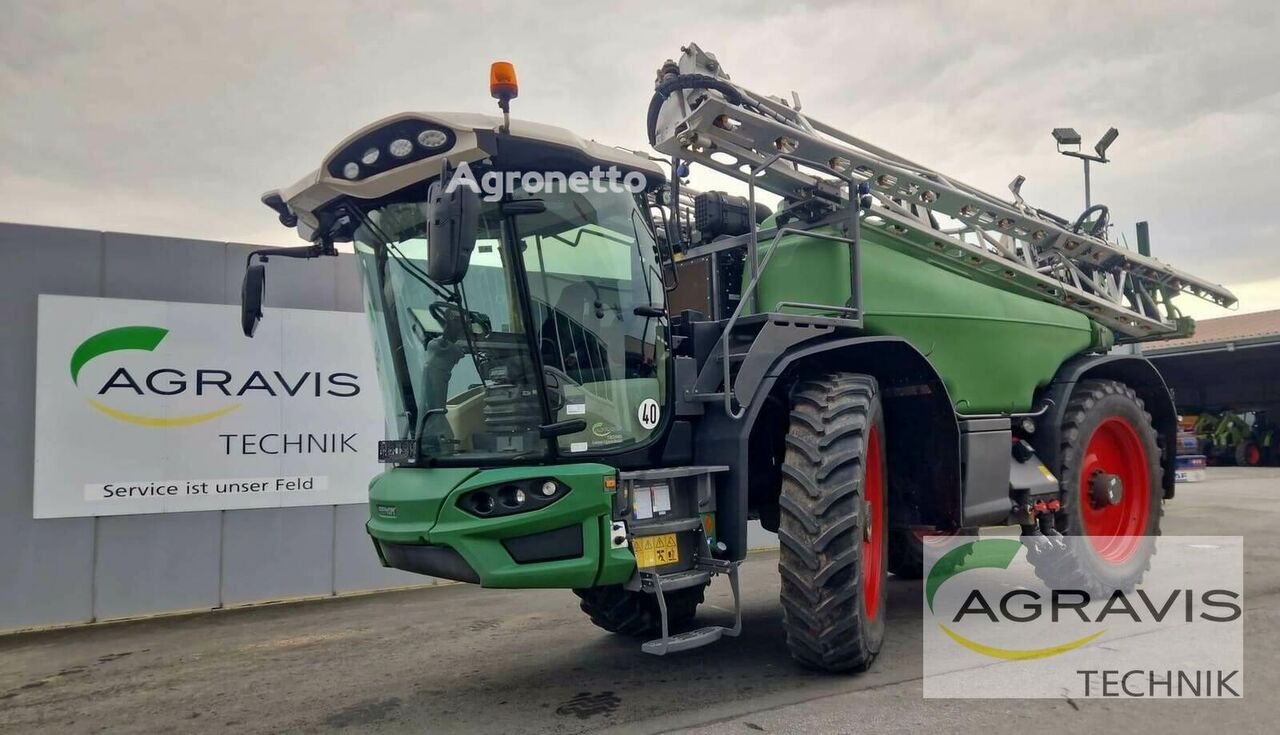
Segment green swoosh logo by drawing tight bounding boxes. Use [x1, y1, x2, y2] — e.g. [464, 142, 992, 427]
[925, 538, 1105, 660]
[69, 325, 241, 427]
[70, 326, 168, 385]
[925, 538, 1022, 612]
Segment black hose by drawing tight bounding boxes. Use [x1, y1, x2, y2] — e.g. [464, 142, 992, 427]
[646, 74, 744, 145]
[1072, 204, 1110, 237]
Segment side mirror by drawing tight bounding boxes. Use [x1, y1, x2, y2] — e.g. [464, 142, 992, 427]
[426, 163, 480, 285]
[241, 263, 266, 337]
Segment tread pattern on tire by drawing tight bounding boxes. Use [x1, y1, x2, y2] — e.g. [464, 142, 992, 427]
[573, 584, 704, 637]
[1028, 378, 1163, 594]
[888, 528, 976, 580]
[778, 373, 883, 672]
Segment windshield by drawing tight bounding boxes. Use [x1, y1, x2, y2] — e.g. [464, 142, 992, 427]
[353, 185, 668, 463]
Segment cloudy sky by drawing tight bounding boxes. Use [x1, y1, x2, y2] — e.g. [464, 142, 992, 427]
[3, 1, 1278, 318]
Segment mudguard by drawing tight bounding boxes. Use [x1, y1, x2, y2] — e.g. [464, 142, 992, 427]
[692, 335, 961, 559]
[1036, 354, 1179, 499]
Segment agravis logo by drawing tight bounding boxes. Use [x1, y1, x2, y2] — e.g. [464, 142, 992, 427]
[923, 536, 1244, 699]
[70, 326, 241, 427]
[69, 325, 362, 428]
[926, 539, 1103, 660]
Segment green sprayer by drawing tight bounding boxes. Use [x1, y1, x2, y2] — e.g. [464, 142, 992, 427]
[240, 45, 1235, 671]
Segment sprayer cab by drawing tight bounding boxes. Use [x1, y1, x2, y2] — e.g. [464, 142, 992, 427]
[249, 98, 677, 462]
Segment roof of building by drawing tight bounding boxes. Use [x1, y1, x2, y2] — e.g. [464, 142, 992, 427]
[1147, 308, 1280, 354]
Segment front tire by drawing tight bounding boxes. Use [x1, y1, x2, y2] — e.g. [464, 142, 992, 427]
[573, 584, 704, 637]
[778, 373, 887, 672]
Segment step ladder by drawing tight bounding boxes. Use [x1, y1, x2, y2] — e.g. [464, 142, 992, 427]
[640, 557, 742, 656]
[618, 465, 743, 655]
[650, 43, 1236, 342]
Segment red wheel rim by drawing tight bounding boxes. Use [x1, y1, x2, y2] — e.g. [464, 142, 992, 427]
[1079, 416, 1150, 563]
[862, 425, 885, 620]
[1247, 445, 1261, 466]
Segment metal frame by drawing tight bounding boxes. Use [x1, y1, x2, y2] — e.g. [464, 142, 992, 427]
[679, 150, 864, 418]
[651, 43, 1236, 341]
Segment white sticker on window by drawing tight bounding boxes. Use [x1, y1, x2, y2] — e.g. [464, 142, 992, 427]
[651, 485, 672, 514]
[566, 402, 586, 415]
[637, 398, 660, 430]
[632, 486, 654, 520]
[570, 441, 589, 453]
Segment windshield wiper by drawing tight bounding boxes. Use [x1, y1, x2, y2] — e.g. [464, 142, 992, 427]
[347, 204, 456, 303]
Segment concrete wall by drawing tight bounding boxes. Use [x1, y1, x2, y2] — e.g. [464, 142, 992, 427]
[0, 222, 429, 632]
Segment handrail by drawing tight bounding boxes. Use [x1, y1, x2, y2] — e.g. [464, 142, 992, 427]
[718, 228, 856, 418]
[717, 151, 863, 419]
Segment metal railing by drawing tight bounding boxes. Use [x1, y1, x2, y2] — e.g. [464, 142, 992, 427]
[713, 151, 862, 419]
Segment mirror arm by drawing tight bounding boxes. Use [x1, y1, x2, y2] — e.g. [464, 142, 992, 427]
[244, 239, 333, 269]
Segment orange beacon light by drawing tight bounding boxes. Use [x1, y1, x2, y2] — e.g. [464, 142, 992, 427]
[490, 61, 518, 100]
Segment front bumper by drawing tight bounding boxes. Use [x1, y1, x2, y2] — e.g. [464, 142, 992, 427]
[366, 463, 636, 589]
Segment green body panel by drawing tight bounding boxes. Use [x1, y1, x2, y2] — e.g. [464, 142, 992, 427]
[366, 467, 477, 543]
[367, 463, 635, 588]
[752, 227, 1104, 413]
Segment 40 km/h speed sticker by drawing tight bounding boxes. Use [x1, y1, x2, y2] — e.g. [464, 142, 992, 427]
[637, 398, 660, 430]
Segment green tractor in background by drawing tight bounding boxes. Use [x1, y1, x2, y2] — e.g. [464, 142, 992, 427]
[240, 47, 1235, 671]
[1195, 411, 1275, 466]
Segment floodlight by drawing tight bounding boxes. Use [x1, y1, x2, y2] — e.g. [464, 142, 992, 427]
[1052, 127, 1081, 146]
[1053, 125, 1117, 209]
[1094, 127, 1119, 159]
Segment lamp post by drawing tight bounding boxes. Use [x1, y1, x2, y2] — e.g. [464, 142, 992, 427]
[1052, 127, 1118, 209]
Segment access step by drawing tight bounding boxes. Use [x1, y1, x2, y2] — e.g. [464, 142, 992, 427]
[640, 561, 742, 656]
[642, 626, 727, 655]
[638, 568, 710, 592]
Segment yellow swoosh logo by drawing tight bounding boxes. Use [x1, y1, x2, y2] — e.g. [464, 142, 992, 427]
[938, 624, 1105, 660]
[87, 398, 241, 427]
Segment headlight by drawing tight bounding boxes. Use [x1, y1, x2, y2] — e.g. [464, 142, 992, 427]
[459, 479, 567, 518]
[325, 121, 456, 181]
[389, 138, 413, 158]
[417, 129, 448, 148]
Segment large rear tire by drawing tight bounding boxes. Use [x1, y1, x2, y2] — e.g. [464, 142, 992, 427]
[1029, 379, 1163, 594]
[1235, 441, 1262, 467]
[573, 584, 704, 637]
[778, 373, 887, 672]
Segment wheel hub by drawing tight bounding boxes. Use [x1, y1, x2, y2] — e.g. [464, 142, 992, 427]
[1088, 470, 1124, 509]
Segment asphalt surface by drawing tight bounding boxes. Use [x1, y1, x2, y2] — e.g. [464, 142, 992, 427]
[2, 467, 1277, 734]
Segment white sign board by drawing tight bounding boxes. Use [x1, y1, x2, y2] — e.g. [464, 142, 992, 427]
[33, 295, 386, 518]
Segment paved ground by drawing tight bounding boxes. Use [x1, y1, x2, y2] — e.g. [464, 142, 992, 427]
[2, 468, 1277, 734]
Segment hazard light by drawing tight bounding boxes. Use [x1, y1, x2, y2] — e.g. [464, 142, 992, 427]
[490, 61, 518, 100]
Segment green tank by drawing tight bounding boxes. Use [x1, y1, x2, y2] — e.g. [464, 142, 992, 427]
[752, 226, 1108, 414]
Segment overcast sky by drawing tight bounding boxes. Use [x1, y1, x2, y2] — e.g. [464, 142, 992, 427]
[3, 1, 1278, 318]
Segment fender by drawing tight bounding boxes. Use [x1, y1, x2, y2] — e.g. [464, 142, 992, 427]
[692, 335, 962, 559]
[1035, 354, 1178, 499]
